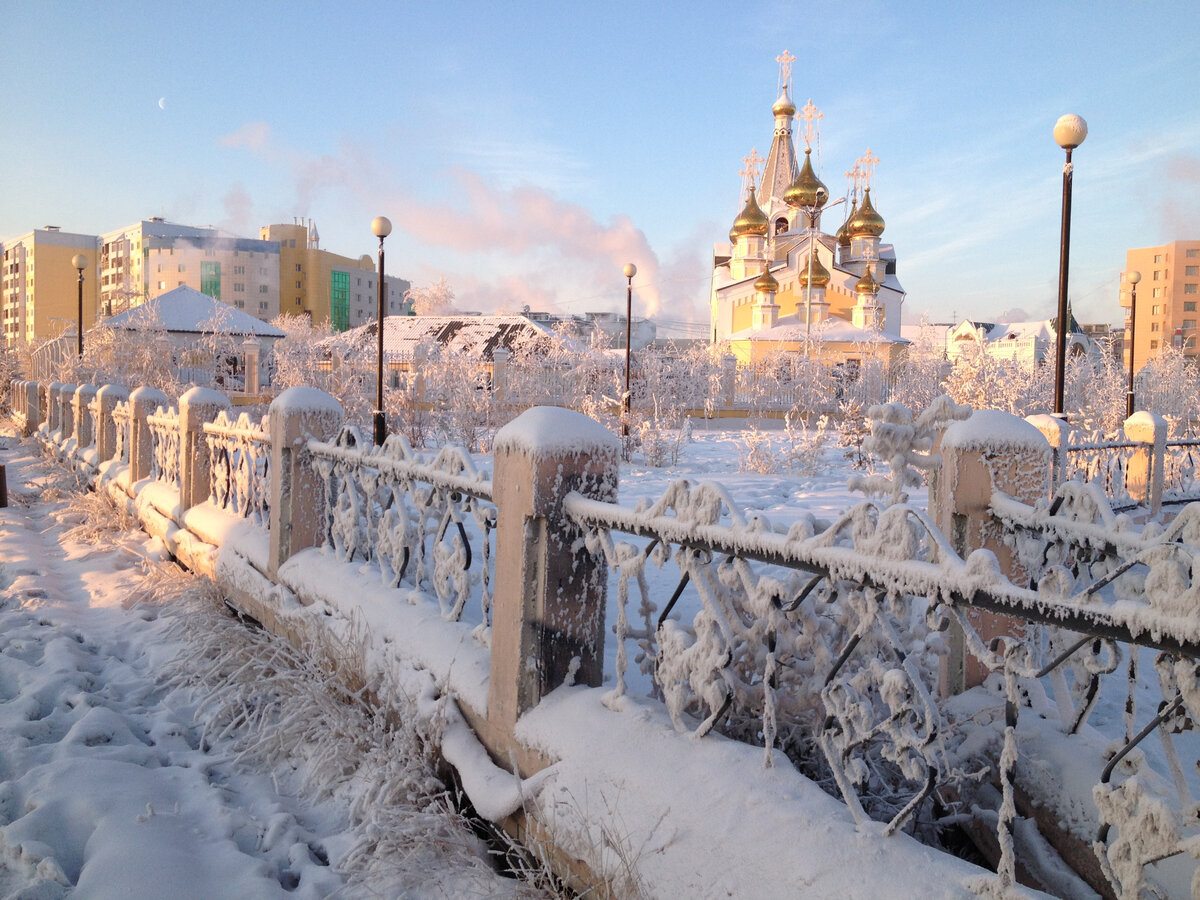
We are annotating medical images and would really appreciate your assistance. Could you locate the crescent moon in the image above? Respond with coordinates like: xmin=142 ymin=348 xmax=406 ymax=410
xmin=158 ymin=97 xmax=166 ymax=110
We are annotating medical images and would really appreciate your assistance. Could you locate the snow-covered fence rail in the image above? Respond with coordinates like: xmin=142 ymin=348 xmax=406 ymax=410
xmin=1065 ymin=438 xmax=1135 ymax=506
xmin=203 ymin=409 xmax=270 ymax=523
xmin=307 ymin=427 xmax=496 ymax=622
xmin=1164 ymin=438 xmax=1200 ymax=503
xmin=147 ymin=404 xmax=181 ymax=488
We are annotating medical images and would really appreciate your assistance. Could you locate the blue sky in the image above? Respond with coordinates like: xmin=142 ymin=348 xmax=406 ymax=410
xmin=2 ymin=1 xmax=1197 ymax=334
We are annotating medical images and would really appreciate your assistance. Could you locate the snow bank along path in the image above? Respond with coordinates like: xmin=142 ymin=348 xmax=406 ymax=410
xmin=0 ymin=426 xmax=541 ymax=899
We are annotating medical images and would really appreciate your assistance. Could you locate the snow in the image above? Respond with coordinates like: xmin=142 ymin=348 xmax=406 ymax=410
xmin=943 ymin=409 xmax=1050 ymax=454
xmin=12 ymin=399 xmax=1200 ymax=897
xmin=493 ymin=405 xmax=620 ymax=460
xmin=103 ymin=286 xmax=285 ymax=337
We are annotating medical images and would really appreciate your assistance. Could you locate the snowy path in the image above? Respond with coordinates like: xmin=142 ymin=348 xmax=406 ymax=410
xmin=0 ymin=429 xmax=543 ymax=900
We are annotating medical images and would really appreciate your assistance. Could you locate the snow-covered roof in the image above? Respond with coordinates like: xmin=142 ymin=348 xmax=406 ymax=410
xmin=734 ymin=313 xmax=907 ymax=345
xmin=330 ymin=314 xmax=573 ymax=361
xmin=951 ymin=318 xmax=1089 ymax=346
xmin=103 ymin=286 xmax=285 ymax=337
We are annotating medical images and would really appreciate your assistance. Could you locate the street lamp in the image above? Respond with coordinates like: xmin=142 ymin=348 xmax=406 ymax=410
xmin=622 ymin=263 xmax=637 ymax=437
xmin=1125 ymin=270 xmax=1141 ymax=418
xmin=71 ymin=253 xmax=88 ymax=357
xmin=1052 ymin=113 xmax=1087 ymax=416
xmin=371 ymin=216 xmax=392 ymax=446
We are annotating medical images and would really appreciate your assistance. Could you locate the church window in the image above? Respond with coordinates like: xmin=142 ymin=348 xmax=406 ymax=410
xmin=775 ymin=218 xmax=788 ymax=235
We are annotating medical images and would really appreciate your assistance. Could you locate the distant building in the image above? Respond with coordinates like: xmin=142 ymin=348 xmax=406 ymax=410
xmin=945 ymin=318 xmax=1094 ymax=365
xmin=260 ymin=220 xmax=411 ymax=331
xmin=517 ymin=308 xmax=657 ymax=350
xmin=709 ymin=52 xmax=907 ymax=369
xmin=99 ymin=218 xmax=280 ymax=321
xmin=1121 ymin=240 xmax=1200 ymax=372
xmin=1 ymin=226 xmax=100 ymax=348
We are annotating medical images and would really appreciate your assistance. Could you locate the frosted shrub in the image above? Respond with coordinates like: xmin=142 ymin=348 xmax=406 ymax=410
xmin=783 ymin=412 xmax=830 ymax=476
xmin=637 ymin=411 xmax=691 ymax=468
xmin=737 ymin=425 xmax=779 ymax=474
xmin=850 ymin=395 xmax=971 ymax=506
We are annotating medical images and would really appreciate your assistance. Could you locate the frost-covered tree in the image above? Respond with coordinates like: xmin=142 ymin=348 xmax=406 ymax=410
xmin=404 ymin=277 xmax=456 ymax=316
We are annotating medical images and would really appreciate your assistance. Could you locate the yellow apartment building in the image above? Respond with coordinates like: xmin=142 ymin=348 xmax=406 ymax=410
xmin=1121 ymin=240 xmax=1200 ymax=373
xmin=1 ymin=226 xmax=100 ymax=349
xmin=261 ymin=220 xmax=410 ymax=330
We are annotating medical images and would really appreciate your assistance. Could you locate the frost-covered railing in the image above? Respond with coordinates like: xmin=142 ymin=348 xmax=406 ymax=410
xmin=110 ymin=399 xmax=132 ymax=465
xmin=307 ymin=427 xmax=496 ymax=624
xmin=1164 ymin=438 xmax=1200 ymax=502
xmin=1065 ymin=438 xmax=1135 ymax=507
xmin=147 ymin=404 xmax=181 ymax=487
xmin=203 ymin=410 xmax=270 ymax=523
xmin=568 ymin=462 xmax=1200 ymax=891
xmin=986 ymin=481 xmax=1200 ymax=893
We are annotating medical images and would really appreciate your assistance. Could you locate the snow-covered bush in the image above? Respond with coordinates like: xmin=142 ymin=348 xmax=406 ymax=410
xmin=849 ymin=395 xmax=972 ymax=506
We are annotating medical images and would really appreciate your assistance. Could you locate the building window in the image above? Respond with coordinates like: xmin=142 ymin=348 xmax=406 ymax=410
xmin=1187 ymin=249 xmax=1199 ymax=258
xmin=1153 ymin=288 xmax=1163 ymax=298
xmin=234 ymin=265 xmax=245 ymax=275
xmin=295 ymin=263 xmax=301 ymax=272
xmin=178 ymin=264 xmax=186 ymax=272
xmin=1188 ymin=266 xmax=1199 ymax=276
xmin=259 ymin=285 xmax=268 ymax=293
xmin=1152 ymin=305 xmax=1161 ymax=314
xmin=1184 ymin=320 xmax=1196 ymax=330
xmin=157 ymin=281 xmax=166 ymax=289
xmin=295 ymin=280 xmax=302 ymax=289
xmin=295 ymin=297 xmax=301 ymax=306
xmin=235 ymin=300 xmax=244 ymax=308
xmin=1186 ymin=302 xmax=1197 ymax=311
xmin=1151 ymin=322 xmax=1160 ymax=332
xmin=233 ymin=283 xmax=245 ymax=292
xmin=1154 ymin=254 xmax=1163 ymax=263
xmin=1186 ymin=284 xmax=1198 ymax=294
xmin=1153 ymin=271 xmax=1161 ymax=281
xmin=1150 ymin=340 xmax=1159 ymax=349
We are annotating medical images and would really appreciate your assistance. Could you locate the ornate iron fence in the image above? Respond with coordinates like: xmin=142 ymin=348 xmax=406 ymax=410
xmin=147 ymin=405 xmax=181 ymax=488
xmin=308 ymin=427 xmax=496 ymax=625
xmin=203 ymin=410 xmax=270 ymax=522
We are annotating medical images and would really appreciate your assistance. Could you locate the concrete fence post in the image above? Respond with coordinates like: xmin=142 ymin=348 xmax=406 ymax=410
xmin=721 ymin=354 xmax=738 ymax=410
xmin=45 ymin=382 xmax=64 ymax=434
xmin=412 ymin=343 xmax=429 ymax=403
xmin=1026 ymin=413 xmax=1070 ymax=494
xmin=38 ymin=383 xmax=52 ymax=433
xmin=932 ymin=410 xmax=1051 ymax=693
xmin=72 ymin=385 xmax=97 ymax=450
xmin=267 ymin=387 xmax=344 ymax=579
xmin=94 ymin=385 xmax=130 ymax=464
xmin=242 ymin=335 xmax=261 ymax=396
xmin=56 ymin=384 xmax=78 ymax=443
xmin=21 ymin=382 xmax=39 ymax=437
xmin=487 ymin=407 xmax=619 ymax=741
xmin=1124 ymin=411 xmax=1166 ymax=517
xmin=491 ymin=347 xmax=509 ymax=402
xmin=178 ymin=387 xmax=232 ymax=512
xmin=128 ymin=387 xmax=169 ymax=485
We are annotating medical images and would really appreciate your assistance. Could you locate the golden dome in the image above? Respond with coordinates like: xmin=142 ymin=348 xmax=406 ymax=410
xmin=729 ymin=187 xmax=769 ymax=242
xmin=797 ymin=250 xmax=831 ymax=287
xmin=836 ymin=202 xmax=857 ymax=247
xmin=848 ymin=188 xmax=885 ymax=237
xmin=783 ymin=149 xmax=828 ymax=210
xmin=855 ymin=267 xmax=880 ymax=294
xmin=754 ymin=269 xmax=779 ymax=293
xmin=772 ymin=89 xmax=795 ymax=118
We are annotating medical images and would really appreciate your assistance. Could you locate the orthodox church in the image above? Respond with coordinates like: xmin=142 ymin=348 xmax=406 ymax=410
xmin=710 ymin=52 xmax=907 ymax=367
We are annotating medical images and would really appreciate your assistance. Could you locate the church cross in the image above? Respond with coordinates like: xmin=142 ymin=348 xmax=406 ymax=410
xmin=740 ymin=148 xmax=765 ymax=194
xmin=857 ymin=148 xmax=880 ymax=189
xmin=798 ymin=98 xmax=823 ymax=150
xmin=775 ymin=50 xmax=796 ymax=92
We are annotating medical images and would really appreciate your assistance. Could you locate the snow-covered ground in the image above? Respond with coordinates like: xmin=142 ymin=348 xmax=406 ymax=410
xmin=4 ymin=410 xmax=1195 ymax=898
xmin=0 ymin=422 xmax=544 ymax=899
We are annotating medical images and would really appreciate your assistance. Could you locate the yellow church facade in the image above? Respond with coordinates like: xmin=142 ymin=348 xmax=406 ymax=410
xmin=710 ymin=52 xmax=907 ymax=370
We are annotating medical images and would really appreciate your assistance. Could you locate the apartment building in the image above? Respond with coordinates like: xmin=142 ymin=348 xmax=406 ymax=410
xmin=1121 ymin=240 xmax=1200 ymax=372
xmin=0 ymin=227 xmax=100 ymax=348
xmin=261 ymin=220 xmax=411 ymax=330
xmin=99 ymin=219 xmax=280 ymax=320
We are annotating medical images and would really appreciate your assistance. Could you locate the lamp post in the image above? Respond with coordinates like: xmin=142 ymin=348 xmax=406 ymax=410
xmin=371 ymin=216 xmax=392 ymax=446
xmin=1125 ymin=270 xmax=1141 ymax=418
xmin=1052 ymin=113 xmax=1087 ymax=416
xmin=622 ymin=262 xmax=637 ymax=437
xmin=71 ymin=253 xmax=87 ymax=357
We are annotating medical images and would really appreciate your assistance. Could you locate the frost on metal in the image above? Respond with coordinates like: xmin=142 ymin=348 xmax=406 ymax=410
xmin=849 ymin=395 xmax=971 ymax=507
xmin=147 ymin=403 xmax=182 ymax=487
xmin=203 ymin=409 xmax=271 ymax=523
xmin=308 ymin=426 xmax=496 ymax=624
